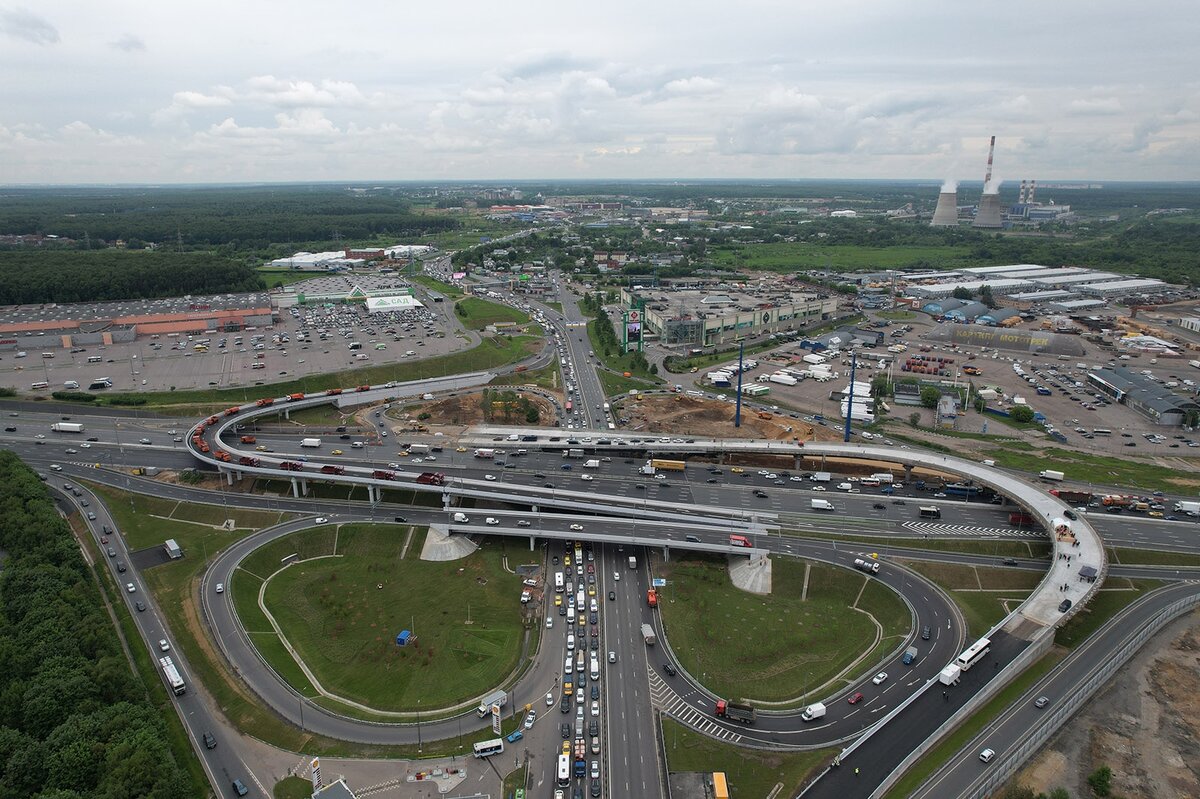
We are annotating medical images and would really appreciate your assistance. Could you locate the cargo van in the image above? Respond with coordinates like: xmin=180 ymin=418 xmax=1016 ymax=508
xmin=452 ymin=512 xmax=470 ymax=523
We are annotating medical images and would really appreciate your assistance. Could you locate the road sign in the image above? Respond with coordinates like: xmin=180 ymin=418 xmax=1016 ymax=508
xmin=652 ymin=578 xmax=666 ymax=587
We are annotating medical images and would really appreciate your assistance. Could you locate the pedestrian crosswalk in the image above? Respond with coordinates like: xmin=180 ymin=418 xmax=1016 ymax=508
xmin=902 ymin=521 xmax=1041 ymax=538
xmin=647 ymin=667 xmax=743 ymax=743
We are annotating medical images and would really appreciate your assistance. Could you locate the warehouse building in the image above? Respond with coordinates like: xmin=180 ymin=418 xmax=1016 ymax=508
xmin=1046 ymin=298 xmax=1108 ymax=313
xmin=1008 ymin=289 xmax=1076 ymax=303
xmin=1086 ymin=367 xmax=1200 ymax=427
xmin=1028 ymin=271 xmax=1121 ymax=288
xmin=943 ymin=301 xmax=989 ymax=322
xmin=976 ymin=307 xmax=1023 ymax=326
xmin=1077 ymin=278 xmax=1169 ymax=297
xmin=905 ymin=277 xmax=1035 ymax=299
xmin=620 ymin=286 xmax=839 ymax=346
xmin=924 ymin=325 xmax=1086 ymax=356
xmin=275 ymin=276 xmax=415 ymax=306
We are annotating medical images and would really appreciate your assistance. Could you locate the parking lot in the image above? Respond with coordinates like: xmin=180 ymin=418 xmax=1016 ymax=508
xmin=2 ymin=299 xmax=467 ymax=395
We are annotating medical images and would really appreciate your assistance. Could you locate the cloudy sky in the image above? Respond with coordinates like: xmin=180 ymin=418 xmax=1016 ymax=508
xmin=2 ymin=1 xmax=1197 ymax=184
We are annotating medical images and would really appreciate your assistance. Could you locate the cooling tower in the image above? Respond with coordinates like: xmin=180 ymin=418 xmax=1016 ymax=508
xmin=931 ymin=191 xmax=958 ymax=226
xmin=973 ymin=193 xmax=1003 ymax=229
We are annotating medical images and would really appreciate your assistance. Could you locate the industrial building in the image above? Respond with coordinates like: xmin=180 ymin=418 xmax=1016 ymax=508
xmin=1086 ymin=367 xmax=1200 ymax=427
xmin=619 ymin=286 xmax=839 ymax=347
xmin=906 ymin=278 xmax=1035 ymax=300
xmin=924 ymin=325 xmax=1086 ymax=356
xmin=1077 ymin=278 xmax=1169 ymax=297
xmin=273 ymin=276 xmax=415 ymax=306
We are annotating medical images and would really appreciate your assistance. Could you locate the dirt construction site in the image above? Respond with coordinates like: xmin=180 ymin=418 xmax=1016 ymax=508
xmin=616 ymin=394 xmax=845 ymax=441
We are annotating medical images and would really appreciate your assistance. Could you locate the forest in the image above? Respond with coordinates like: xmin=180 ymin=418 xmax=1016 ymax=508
xmin=0 ymin=251 xmax=265 ymax=305
xmin=0 ymin=452 xmax=195 ymax=798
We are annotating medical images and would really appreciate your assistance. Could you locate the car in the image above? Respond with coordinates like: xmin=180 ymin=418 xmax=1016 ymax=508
xmin=753 ymin=490 xmax=768 ymax=498
xmin=591 ymin=685 xmax=600 ymax=700
xmin=215 ymin=583 xmax=224 ymax=593
xmin=159 ymin=639 xmax=170 ymax=652
xmin=106 ymin=547 xmax=116 ymax=558
xmin=1002 ymin=557 xmax=1019 ymax=566
xmin=138 ymin=438 xmax=151 ymax=445
xmin=608 ymin=651 xmax=616 ymax=663
xmin=79 ymin=442 xmax=91 ymax=449
xmin=590 ymin=761 xmax=600 ymax=779
xmin=921 ymin=625 xmax=931 ymax=640
xmin=524 ymin=710 xmax=536 ymax=729
xmin=255 ymin=444 xmax=268 ymax=451
xmin=561 ymin=696 xmax=571 ymax=713
xmin=134 ymin=601 xmax=146 ymax=612
xmin=202 ymin=732 xmax=217 ymax=749
xmin=49 ymin=464 xmax=63 ymax=471
xmin=662 ymin=663 xmax=677 ymax=677
xmin=979 ymin=748 xmax=996 ymax=763
xmin=570 ymin=524 xmax=584 ymax=531
xmin=100 ymin=536 xmax=108 ymax=544
xmin=1058 ymin=599 xmax=1073 ymax=612
xmin=547 ymin=691 xmax=555 ymax=706
xmin=547 ymin=616 xmax=554 ymax=628
xmin=1034 ymin=696 xmax=1050 ymax=709
xmin=126 ymin=583 xmax=136 ymax=593
xmin=608 ymin=591 xmax=616 ymax=601
xmin=892 ymin=499 xmax=907 ymax=505
xmin=314 ymin=517 xmax=328 ymax=524
xmin=484 ymin=474 xmax=497 ymax=481
xmin=812 ymin=485 xmax=825 ymax=491
xmin=872 ymin=672 xmax=887 ymax=685
xmin=505 ymin=730 xmax=524 ymax=743
xmin=872 ymin=503 xmax=886 ymax=510
xmin=393 ymin=515 xmax=407 ymax=523
xmin=560 ymin=723 xmax=571 ymax=739
xmin=232 ymin=778 xmax=249 ymax=796
xmin=848 ymin=692 xmax=864 ymax=704
xmin=580 ymin=474 xmax=594 ymax=481
xmin=591 ymin=700 xmax=599 ymax=716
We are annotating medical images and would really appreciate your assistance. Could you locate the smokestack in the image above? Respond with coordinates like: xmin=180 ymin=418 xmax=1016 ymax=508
xmin=973 ymin=193 xmax=1004 ymax=228
xmin=1018 ymin=180 xmax=1027 ymax=205
xmin=1027 ymin=179 xmax=1037 ymax=205
xmin=932 ymin=185 xmax=959 ymax=227
xmin=982 ymin=135 xmax=995 ymax=190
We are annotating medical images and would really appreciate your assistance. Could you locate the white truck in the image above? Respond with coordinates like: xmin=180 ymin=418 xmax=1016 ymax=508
xmin=1038 ymin=469 xmax=1065 ymax=481
xmin=938 ymin=664 xmax=962 ymax=686
xmin=474 ymin=448 xmax=496 ymax=459
xmin=1174 ymin=500 xmax=1200 ymax=516
xmin=641 ymin=623 xmax=656 ymax=645
xmin=811 ymin=498 xmax=835 ymax=511
xmin=811 ymin=471 xmax=832 ymax=483
xmin=801 ymin=702 xmax=826 ymax=721
xmin=300 ymin=438 xmax=322 ymax=448
xmin=452 ymin=512 xmax=470 ymax=523
xmin=853 ymin=558 xmax=880 ymax=574
xmin=870 ymin=473 xmax=895 ymax=484
xmin=408 ymin=443 xmax=430 ymax=454
xmin=628 ymin=556 xmax=637 ymax=570
xmin=638 ymin=462 xmax=656 ymax=476
xmin=583 ymin=459 xmax=601 ymax=469
xmin=768 ymin=373 xmax=798 ymax=386
xmin=476 ymin=689 xmax=508 ymax=718
xmin=50 ymin=422 xmax=84 ymax=433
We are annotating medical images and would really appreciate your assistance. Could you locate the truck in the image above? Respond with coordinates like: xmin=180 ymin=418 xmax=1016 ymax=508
xmin=628 ymin=556 xmax=637 ymax=570
xmin=1050 ymin=489 xmax=1093 ymax=504
xmin=811 ymin=498 xmax=835 ymax=511
xmin=583 ymin=459 xmax=601 ymax=469
xmin=278 ymin=461 xmax=304 ymax=471
xmin=641 ymin=623 xmax=656 ymax=645
xmin=476 ymin=690 xmax=508 ymax=718
xmin=453 ymin=512 xmax=470 ymax=523
xmin=714 ymin=700 xmax=756 ymax=724
xmin=811 ymin=471 xmax=832 ymax=483
xmin=50 ymin=422 xmax=84 ymax=433
xmin=300 ymin=438 xmax=322 ymax=448
xmin=870 ymin=472 xmax=894 ymax=484
xmin=903 ymin=646 xmax=919 ymax=665
xmin=1174 ymin=500 xmax=1200 ymax=516
xmin=801 ymin=702 xmax=826 ymax=722
xmin=372 ymin=470 xmax=396 ymax=481
xmin=474 ymin=448 xmax=496 ymax=459
xmin=638 ymin=461 xmax=657 ymax=476
xmin=918 ymin=506 xmax=942 ymax=519
xmin=602 ymin=402 xmax=610 ymax=411
xmin=769 ymin=373 xmax=798 ymax=386
xmin=238 ymin=456 xmax=260 ymax=467
xmin=286 ymin=393 xmax=305 ymax=402
xmin=1008 ymin=511 xmax=1036 ymax=527
xmin=1038 ymin=469 xmax=1065 ymax=482
xmin=255 ymin=397 xmax=274 ymax=407
xmin=408 ymin=443 xmax=430 ymax=454
xmin=938 ymin=664 xmax=962 ymax=686
xmin=853 ymin=558 xmax=880 ymax=574
xmin=802 ymin=353 xmax=826 ymax=365
xmin=416 ymin=472 xmax=446 ymax=486
xmin=320 ymin=465 xmax=345 ymax=475
xmin=646 ymin=588 xmax=658 ymax=608
xmin=1190 ymin=360 xmax=1200 ymax=369
xmin=563 ymin=448 xmax=585 ymax=459
xmin=240 ymin=435 xmax=256 ymax=444
xmin=650 ymin=459 xmax=685 ymax=471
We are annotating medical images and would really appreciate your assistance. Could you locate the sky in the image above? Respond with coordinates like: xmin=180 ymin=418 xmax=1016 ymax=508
xmin=2 ymin=1 xmax=1198 ymax=184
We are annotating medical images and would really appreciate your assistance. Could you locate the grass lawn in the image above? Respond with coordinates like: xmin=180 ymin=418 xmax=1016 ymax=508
xmin=1109 ymin=547 xmax=1200 ymax=567
xmin=710 ymin=242 xmax=973 ymax=271
xmin=281 ymin=404 xmax=362 ymax=426
xmin=981 ymin=444 xmax=1200 ymax=492
xmin=489 ymin=358 xmax=562 ymax=391
xmin=662 ymin=718 xmax=831 ymax=798
xmin=410 ymin=274 xmax=464 ymax=299
xmin=500 ymin=765 xmax=527 ymax=797
xmin=273 ymin=776 xmax=313 ymax=799
xmin=455 ymin=297 xmax=531 ymax=330
xmin=1054 ymin=578 xmax=1162 ymax=649
xmin=253 ymin=525 xmax=529 ymax=712
xmin=784 ymin=528 xmax=1053 ymax=561
xmin=903 ymin=561 xmax=1036 ymax=639
xmin=655 ymin=554 xmax=906 ymax=705
xmin=663 ymin=338 xmax=786 ymax=374
xmin=586 ymin=319 xmax=661 ymax=384
xmin=543 ymin=301 xmax=563 ymax=313
xmin=99 ymin=334 xmax=542 ymax=407
xmin=598 ymin=370 xmax=659 ymax=397
xmin=876 ymin=310 xmax=917 ymax=320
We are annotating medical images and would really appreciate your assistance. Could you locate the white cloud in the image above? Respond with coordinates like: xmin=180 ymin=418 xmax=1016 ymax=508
xmin=662 ymin=77 xmax=721 ymax=96
xmin=1068 ymin=97 xmax=1123 ymax=115
xmin=0 ymin=7 xmax=58 ymax=45
xmin=110 ymin=33 xmax=144 ymax=52
xmin=243 ymin=76 xmax=366 ymax=108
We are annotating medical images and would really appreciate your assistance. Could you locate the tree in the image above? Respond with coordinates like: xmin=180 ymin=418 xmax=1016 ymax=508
xmin=919 ymin=386 xmax=942 ymax=408
xmin=1011 ymin=405 xmax=1035 ymax=423
xmin=1087 ymin=765 xmax=1112 ymax=797
xmin=1047 ymin=789 xmax=1070 ymax=799
xmin=908 ymin=411 xmax=921 ymax=427
xmin=952 ymin=287 xmax=973 ymax=300
xmin=979 ymin=284 xmax=998 ymax=309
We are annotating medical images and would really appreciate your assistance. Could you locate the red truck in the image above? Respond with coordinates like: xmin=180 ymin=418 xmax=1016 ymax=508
xmin=195 ymin=440 xmax=210 ymax=454
xmin=647 ymin=588 xmax=658 ymax=608
xmin=214 ymin=451 xmax=231 ymax=462
xmin=372 ymin=470 xmax=396 ymax=481
xmin=207 ymin=415 xmax=219 ymax=426
xmin=279 ymin=461 xmax=304 ymax=472
xmin=320 ymin=465 xmax=346 ymax=475
xmin=255 ymin=397 xmax=274 ymax=407
xmin=714 ymin=699 xmax=756 ymax=724
xmin=240 ymin=435 xmax=256 ymax=444
xmin=1050 ymin=489 xmax=1093 ymax=505
xmin=224 ymin=406 xmax=240 ymax=416
xmin=238 ymin=457 xmax=260 ymax=467
xmin=416 ymin=472 xmax=446 ymax=486
xmin=286 ymin=393 xmax=305 ymax=402
xmin=325 ymin=388 xmax=343 ymax=396
xmin=1008 ymin=511 xmax=1036 ymax=527
xmin=355 ymin=385 xmax=371 ymax=392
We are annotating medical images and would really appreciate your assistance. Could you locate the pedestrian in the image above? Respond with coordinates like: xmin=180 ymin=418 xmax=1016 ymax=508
xmin=855 ymin=768 xmax=860 ymax=776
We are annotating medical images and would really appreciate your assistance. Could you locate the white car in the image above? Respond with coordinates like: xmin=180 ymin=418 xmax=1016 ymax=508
xmin=790 ymin=475 xmax=803 ymax=482
xmin=158 ymin=639 xmax=170 ymax=652
xmin=314 ymin=517 xmax=328 ymax=524
xmin=546 ymin=617 xmax=553 ymax=628
xmin=517 ymin=520 xmax=532 ymax=527
xmin=388 ymin=462 xmax=401 ymax=469
xmin=570 ymin=524 xmax=584 ymax=531
xmin=591 ymin=700 xmax=599 ymax=716
xmin=80 ymin=443 xmax=91 ymax=449
xmin=484 ymin=474 xmax=497 ymax=481
xmin=546 ymin=692 xmax=554 ymax=706
xmin=872 ymin=672 xmax=888 ymax=685
xmin=50 ymin=464 xmax=63 ymax=471
xmin=126 ymin=583 xmax=136 ymax=593
xmin=979 ymin=748 xmax=996 ymax=763
xmin=215 ymin=583 xmax=224 ymax=593
xmin=590 ymin=760 xmax=599 ymax=779
xmin=764 ymin=473 xmax=778 ymax=480
xmin=812 ymin=485 xmax=826 ymax=491
xmin=608 ymin=651 xmax=616 ymax=663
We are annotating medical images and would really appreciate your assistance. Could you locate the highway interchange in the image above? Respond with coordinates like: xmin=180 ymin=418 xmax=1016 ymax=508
xmin=5 ymin=279 xmax=1200 ymax=799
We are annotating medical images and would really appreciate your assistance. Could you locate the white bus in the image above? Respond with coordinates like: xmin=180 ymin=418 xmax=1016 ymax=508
xmin=1092 ymin=428 xmax=1112 ymax=436
xmin=955 ymin=637 xmax=991 ymax=672
xmin=472 ymin=738 xmax=504 ymax=758
xmin=556 ymin=754 xmax=571 ymax=787
xmin=554 ymin=572 xmax=565 ymax=593
xmin=30 ymin=381 xmax=49 ymax=390
xmin=159 ymin=656 xmax=186 ymax=696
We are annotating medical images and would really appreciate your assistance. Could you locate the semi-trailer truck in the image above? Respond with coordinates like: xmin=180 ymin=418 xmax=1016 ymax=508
xmin=1038 ymin=469 xmax=1065 ymax=481
xmin=300 ymin=438 xmax=322 ymax=448
xmin=1174 ymin=500 xmax=1200 ymax=516
xmin=416 ymin=472 xmax=446 ymax=486
xmin=714 ymin=700 xmax=756 ymax=724
xmin=650 ymin=459 xmax=685 ymax=471
xmin=853 ymin=558 xmax=880 ymax=574
xmin=50 ymin=422 xmax=84 ymax=433
xmin=801 ymin=702 xmax=826 ymax=721
xmin=1050 ymin=489 xmax=1093 ymax=504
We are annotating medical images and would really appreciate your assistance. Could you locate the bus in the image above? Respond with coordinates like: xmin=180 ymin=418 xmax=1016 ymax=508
xmin=565 ymin=400 xmax=573 ymax=412
xmin=728 ymin=534 xmax=752 ymax=548
xmin=472 ymin=738 xmax=504 ymax=758
xmin=30 ymin=381 xmax=49 ymax=390
xmin=1092 ymin=428 xmax=1112 ymax=436
xmin=555 ymin=572 xmax=565 ymax=593
xmin=88 ymin=378 xmax=113 ymax=390
xmin=918 ymin=506 xmax=942 ymax=519
xmin=955 ymin=637 xmax=991 ymax=672
xmin=556 ymin=754 xmax=571 ymax=787
xmin=159 ymin=656 xmax=186 ymax=696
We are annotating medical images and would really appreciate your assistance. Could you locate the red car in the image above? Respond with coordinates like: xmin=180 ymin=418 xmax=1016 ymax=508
xmin=848 ymin=692 xmax=864 ymax=705
xmin=100 ymin=536 xmax=109 ymax=544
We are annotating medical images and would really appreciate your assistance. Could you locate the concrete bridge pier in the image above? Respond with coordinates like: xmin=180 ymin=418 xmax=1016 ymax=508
xmin=903 ymin=464 xmax=913 ymax=483
xmin=662 ymin=545 xmax=670 ymax=562
xmin=367 ymin=484 xmax=379 ymax=503
xmin=529 ymin=536 xmax=537 ymax=551
xmin=225 ymin=468 xmax=235 ymax=486
xmin=794 ymin=454 xmax=805 ymax=470
xmin=291 ymin=477 xmax=310 ymax=498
